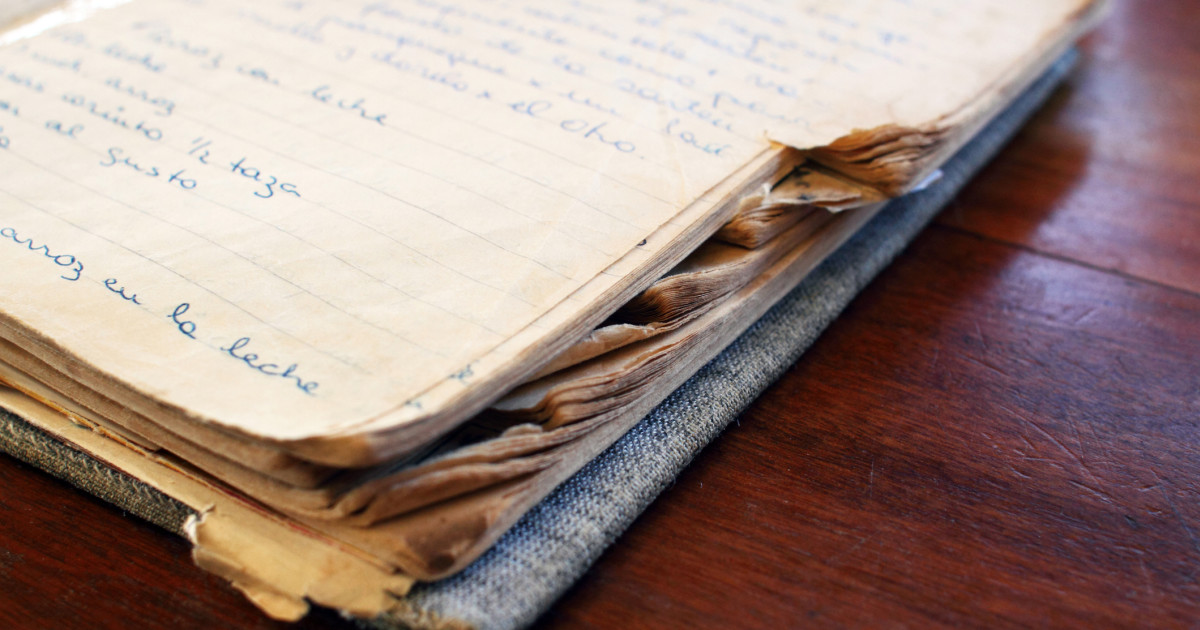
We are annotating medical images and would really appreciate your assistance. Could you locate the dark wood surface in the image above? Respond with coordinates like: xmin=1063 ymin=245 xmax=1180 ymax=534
xmin=2 ymin=1 xmax=1198 ymax=628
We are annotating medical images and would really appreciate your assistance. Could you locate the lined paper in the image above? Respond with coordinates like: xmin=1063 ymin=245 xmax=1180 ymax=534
xmin=0 ymin=0 xmax=1091 ymax=444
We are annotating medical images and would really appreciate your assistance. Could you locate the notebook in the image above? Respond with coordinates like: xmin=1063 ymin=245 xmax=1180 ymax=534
xmin=0 ymin=0 xmax=1102 ymax=625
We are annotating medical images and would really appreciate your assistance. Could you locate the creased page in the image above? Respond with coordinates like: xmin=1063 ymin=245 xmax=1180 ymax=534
xmin=0 ymin=0 xmax=1093 ymax=454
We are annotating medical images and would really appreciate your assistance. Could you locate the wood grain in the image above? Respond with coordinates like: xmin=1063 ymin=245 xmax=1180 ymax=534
xmin=935 ymin=0 xmax=1200 ymax=295
xmin=0 ymin=451 xmax=343 ymax=629
xmin=2 ymin=1 xmax=1199 ymax=628
xmin=539 ymin=229 xmax=1200 ymax=629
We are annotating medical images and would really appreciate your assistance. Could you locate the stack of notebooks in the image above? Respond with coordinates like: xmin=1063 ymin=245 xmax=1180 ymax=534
xmin=0 ymin=0 xmax=1104 ymax=627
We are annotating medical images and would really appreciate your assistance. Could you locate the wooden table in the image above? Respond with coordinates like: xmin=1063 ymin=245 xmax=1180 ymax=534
xmin=2 ymin=1 xmax=1197 ymax=627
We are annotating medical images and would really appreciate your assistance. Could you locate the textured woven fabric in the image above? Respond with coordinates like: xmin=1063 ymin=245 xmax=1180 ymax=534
xmin=0 ymin=407 xmax=193 ymax=535
xmin=0 ymin=51 xmax=1075 ymax=630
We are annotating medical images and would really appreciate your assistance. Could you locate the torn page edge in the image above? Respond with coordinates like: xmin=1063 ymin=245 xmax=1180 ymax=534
xmin=761 ymin=0 xmax=1105 ymax=203
xmin=184 ymin=505 xmax=414 ymax=621
xmin=0 ymin=387 xmax=415 ymax=622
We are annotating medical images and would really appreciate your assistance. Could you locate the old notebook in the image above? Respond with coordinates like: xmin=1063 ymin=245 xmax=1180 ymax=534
xmin=0 ymin=0 xmax=1104 ymax=624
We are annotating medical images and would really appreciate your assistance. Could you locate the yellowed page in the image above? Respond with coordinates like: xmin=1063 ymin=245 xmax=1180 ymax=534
xmin=0 ymin=0 xmax=63 ymax=31
xmin=0 ymin=387 xmax=414 ymax=620
xmin=0 ymin=0 xmax=1094 ymax=456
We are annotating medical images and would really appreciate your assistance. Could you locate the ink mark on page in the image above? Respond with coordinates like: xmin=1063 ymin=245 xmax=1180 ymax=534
xmin=0 ymin=225 xmax=84 ymax=282
xmin=221 ymin=337 xmax=320 ymax=395
xmin=103 ymin=278 xmax=142 ymax=305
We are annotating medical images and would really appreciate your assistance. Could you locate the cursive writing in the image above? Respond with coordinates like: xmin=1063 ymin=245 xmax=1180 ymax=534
xmin=103 ymin=76 xmax=175 ymax=116
xmin=507 ymin=98 xmax=636 ymax=153
xmin=0 ymin=65 xmax=45 ymax=93
xmin=311 ymin=84 xmax=387 ymax=125
xmin=103 ymin=278 xmax=142 ymax=305
xmin=102 ymin=41 xmax=165 ymax=73
xmin=229 ymin=157 xmax=301 ymax=199
xmin=168 ymin=302 xmax=197 ymax=338
xmin=61 ymin=92 xmax=163 ymax=141
xmin=665 ymin=118 xmax=730 ymax=156
xmin=45 ymin=120 xmax=84 ymax=139
xmin=100 ymin=146 xmax=198 ymax=190
xmin=0 ymin=226 xmax=83 ymax=281
xmin=220 ymin=337 xmax=319 ymax=395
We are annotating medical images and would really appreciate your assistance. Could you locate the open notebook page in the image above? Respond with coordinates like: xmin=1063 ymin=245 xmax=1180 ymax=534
xmin=0 ymin=0 xmax=1092 ymax=454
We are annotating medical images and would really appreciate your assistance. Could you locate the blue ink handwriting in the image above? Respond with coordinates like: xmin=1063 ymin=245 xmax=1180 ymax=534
xmin=48 ymin=30 xmax=90 ymax=48
xmin=102 ymin=42 xmax=165 ymax=73
xmin=28 ymin=50 xmax=83 ymax=73
xmin=615 ymin=77 xmax=733 ymax=132
xmin=560 ymin=119 xmax=635 ymax=153
xmin=189 ymin=137 xmax=213 ymax=164
xmin=0 ymin=226 xmax=83 ymax=281
xmin=311 ymin=85 xmax=387 ymax=125
xmin=133 ymin=22 xmax=216 ymax=59
xmin=600 ymin=48 xmax=696 ymax=88
xmin=104 ymin=76 xmax=175 ymax=116
xmin=507 ymin=99 xmax=635 ymax=153
xmin=508 ymin=98 xmax=552 ymax=117
xmin=237 ymin=64 xmax=280 ymax=85
xmin=628 ymin=35 xmax=686 ymax=60
xmin=103 ymin=278 xmax=143 ymax=305
xmin=449 ymin=363 xmax=474 ymax=383
xmin=666 ymin=118 xmax=730 ymax=156
xmin=100 ymin=146 xmax=197 ymax=189
xmin=371 ymin=50 xmax=469 ymax=92
xmin=220 ymin=337 xmax=319 ymax=395
xmin=550 ymin=54 xmax=586 ymax=75
xmin=229 ymin=157 xmax=301 ymax=199
xmin=168 ymin=302 xmax=197 ymax=338
xmin=46 ymin=120 xmax=84 ymax=138
xmin=488 ymin=39 xmax=523 ymax=55
xmin=745 ymin=73 xmax=807 ymax=98
xmin=0 ymin=65 xmax=45 ymax=92
xmin=61 ymin=92 xmax=163 ymax=141
xmin=526 ymin=76 xmax=619 ymax=116
xmin=322 ymin=13 xmax=503 ymax=73
xmin=710 ymin=90 xmax=807 ymax=126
